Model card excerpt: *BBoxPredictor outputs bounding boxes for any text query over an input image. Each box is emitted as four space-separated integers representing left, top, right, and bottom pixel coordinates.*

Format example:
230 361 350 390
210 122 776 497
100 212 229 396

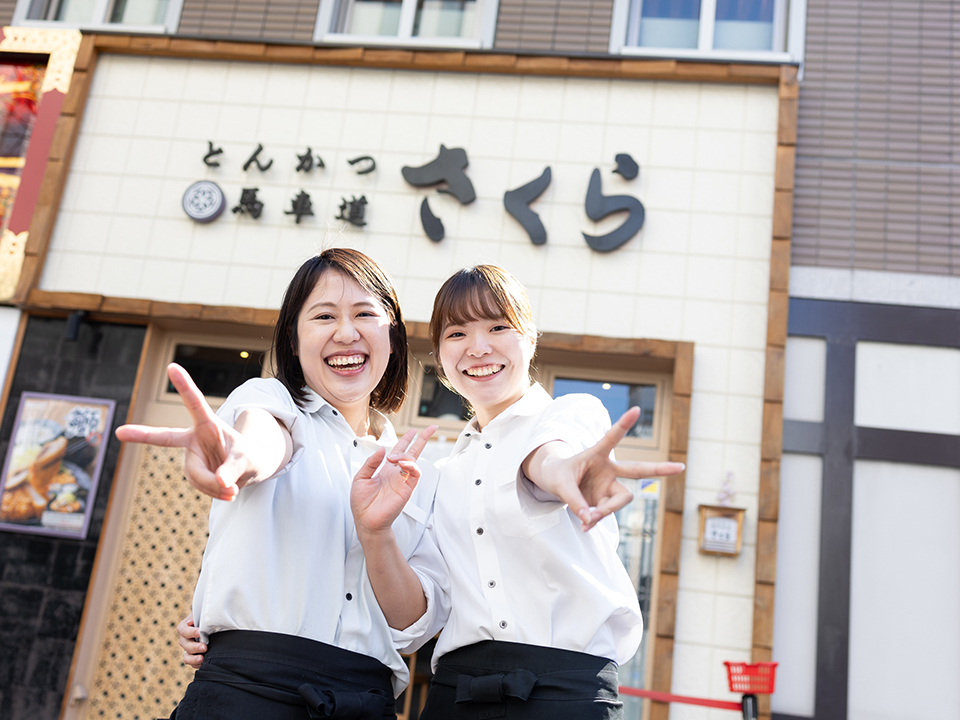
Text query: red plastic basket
723 662 778 694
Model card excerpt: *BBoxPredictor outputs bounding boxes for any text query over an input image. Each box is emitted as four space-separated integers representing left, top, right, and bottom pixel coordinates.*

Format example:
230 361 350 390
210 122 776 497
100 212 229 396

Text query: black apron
168 630 397 720
421 641 623 720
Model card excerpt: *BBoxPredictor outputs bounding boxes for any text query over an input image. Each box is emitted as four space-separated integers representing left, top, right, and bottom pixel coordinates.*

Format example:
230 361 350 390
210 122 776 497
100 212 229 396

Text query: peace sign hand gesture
115 364 287 501
351 426 437 538
526 407 685 531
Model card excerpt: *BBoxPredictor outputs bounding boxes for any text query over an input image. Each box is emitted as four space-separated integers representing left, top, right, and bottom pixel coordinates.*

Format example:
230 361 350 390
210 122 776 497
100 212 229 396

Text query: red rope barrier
619 686 742 712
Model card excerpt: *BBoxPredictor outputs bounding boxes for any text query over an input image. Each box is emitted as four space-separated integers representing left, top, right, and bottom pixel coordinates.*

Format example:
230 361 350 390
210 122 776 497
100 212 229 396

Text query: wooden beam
764 346 785 403
752 582 776 648
755 519 778 584
79 34 786 85
766 289 789 348
758 460 780 522
659 510 683 575
669 393 691 455
761 401 784 461
664 452 686 513
750 63 797 671
777 98 798 145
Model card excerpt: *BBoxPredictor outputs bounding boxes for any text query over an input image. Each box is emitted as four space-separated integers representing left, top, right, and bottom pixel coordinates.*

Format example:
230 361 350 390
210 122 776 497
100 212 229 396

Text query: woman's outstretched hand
351 425 437 537
115 363 278 501
526 407 685 531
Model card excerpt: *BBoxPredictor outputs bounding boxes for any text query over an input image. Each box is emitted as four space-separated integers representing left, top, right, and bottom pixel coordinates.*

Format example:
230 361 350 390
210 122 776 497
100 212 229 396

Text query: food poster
0 392 115 538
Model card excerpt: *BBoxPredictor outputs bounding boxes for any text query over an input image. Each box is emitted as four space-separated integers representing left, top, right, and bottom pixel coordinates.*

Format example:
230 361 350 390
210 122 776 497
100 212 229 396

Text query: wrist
356 524 395 546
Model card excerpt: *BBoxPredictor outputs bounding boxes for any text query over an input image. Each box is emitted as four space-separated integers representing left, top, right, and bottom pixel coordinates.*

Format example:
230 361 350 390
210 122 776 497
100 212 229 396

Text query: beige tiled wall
44 54 779 696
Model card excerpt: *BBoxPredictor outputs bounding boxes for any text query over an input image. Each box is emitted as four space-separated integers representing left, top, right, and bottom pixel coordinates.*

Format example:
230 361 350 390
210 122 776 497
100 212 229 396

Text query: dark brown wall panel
794 0 960 276
0 0 15 26
494 0 614 55
177 0 319 42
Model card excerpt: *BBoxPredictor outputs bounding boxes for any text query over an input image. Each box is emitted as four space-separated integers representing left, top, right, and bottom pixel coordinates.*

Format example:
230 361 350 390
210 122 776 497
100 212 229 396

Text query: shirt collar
300 386 326 414
300 386 396 445
498 383 552 420
449 383 551 454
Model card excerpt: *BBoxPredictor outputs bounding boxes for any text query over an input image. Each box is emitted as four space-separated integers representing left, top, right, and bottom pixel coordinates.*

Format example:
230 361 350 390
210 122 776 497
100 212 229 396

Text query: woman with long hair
117 248 438 720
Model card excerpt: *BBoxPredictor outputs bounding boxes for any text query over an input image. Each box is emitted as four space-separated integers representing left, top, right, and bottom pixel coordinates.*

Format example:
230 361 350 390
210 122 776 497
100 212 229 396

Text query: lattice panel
87 446 210 719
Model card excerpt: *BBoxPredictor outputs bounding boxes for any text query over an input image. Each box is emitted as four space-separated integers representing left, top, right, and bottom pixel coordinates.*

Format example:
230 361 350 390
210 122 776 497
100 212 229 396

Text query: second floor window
613 0 803 60
16 0 180 31
316 0 498 48
345 0 476 39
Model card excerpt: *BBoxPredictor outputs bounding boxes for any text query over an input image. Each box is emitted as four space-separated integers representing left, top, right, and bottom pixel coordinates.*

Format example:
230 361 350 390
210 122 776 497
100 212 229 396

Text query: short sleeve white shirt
192 378 439 696
397 383 643 669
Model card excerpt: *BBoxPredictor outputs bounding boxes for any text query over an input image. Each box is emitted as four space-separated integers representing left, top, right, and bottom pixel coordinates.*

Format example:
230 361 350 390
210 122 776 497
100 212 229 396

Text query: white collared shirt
395 384 643 669
192 378 439 696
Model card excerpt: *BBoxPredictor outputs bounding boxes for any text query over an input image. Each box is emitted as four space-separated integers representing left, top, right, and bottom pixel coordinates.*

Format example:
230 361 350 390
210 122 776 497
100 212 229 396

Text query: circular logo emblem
182 181 226 223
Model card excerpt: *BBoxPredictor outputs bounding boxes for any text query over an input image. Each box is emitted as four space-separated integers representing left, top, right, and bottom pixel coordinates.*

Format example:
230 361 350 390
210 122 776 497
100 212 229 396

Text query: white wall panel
849 460 960 720
855 342 960 435
771 452 822 717
783 336 826 423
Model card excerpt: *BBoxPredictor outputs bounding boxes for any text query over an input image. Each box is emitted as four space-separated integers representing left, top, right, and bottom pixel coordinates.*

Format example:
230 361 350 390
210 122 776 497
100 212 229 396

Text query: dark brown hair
274 248 408 414
428 265 537 384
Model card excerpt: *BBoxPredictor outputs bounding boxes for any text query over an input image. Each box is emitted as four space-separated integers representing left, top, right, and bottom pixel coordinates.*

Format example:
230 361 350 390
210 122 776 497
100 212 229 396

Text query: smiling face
439 316 536 427
295 270 393 429
430 266 538 429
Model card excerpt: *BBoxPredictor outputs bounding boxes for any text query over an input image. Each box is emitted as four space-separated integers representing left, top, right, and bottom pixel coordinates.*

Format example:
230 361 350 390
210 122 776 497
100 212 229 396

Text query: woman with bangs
116 248 440 720
350 265 686 719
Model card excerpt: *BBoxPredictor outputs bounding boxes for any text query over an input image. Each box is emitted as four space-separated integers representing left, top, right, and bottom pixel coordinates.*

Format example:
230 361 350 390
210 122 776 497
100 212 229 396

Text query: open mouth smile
326 354 367 372
463 364 504 378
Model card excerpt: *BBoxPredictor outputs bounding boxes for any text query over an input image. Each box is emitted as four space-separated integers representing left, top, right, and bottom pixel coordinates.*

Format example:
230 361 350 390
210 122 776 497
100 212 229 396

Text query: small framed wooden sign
698 504 745 556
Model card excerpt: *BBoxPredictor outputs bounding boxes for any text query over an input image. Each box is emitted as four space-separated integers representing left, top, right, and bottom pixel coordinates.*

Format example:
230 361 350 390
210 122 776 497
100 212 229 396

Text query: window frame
397 353 673 452
314 0 500 49
608 0 807 65
394 352 474 438
540 364 669 453
11 0 184 34
155 332 273 408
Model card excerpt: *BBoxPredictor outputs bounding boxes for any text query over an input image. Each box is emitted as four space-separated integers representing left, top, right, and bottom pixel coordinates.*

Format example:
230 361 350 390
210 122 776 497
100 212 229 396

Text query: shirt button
499 621 507 629
476 527 484 535
332 409 338 416
485 443 492 449
488 580 496 588
345 593 352 601
465 432 471 437
475 479 482 486
353 439 358 447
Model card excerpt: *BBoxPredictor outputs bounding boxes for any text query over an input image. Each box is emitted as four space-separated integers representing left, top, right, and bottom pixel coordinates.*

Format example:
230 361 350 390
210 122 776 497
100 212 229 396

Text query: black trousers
168 630 397 720
421 641 623 720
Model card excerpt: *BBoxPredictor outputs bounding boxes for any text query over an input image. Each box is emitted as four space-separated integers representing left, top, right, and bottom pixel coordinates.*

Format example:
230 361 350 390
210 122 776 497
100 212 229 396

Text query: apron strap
193 661 391 718
454 670 538 704
299 684 391 719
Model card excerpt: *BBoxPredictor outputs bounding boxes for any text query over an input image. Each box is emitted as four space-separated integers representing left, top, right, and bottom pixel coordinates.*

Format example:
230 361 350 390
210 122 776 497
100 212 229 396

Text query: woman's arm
116 363 293 500
351 428 436 629
522 406 685 530
357 520 428 629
